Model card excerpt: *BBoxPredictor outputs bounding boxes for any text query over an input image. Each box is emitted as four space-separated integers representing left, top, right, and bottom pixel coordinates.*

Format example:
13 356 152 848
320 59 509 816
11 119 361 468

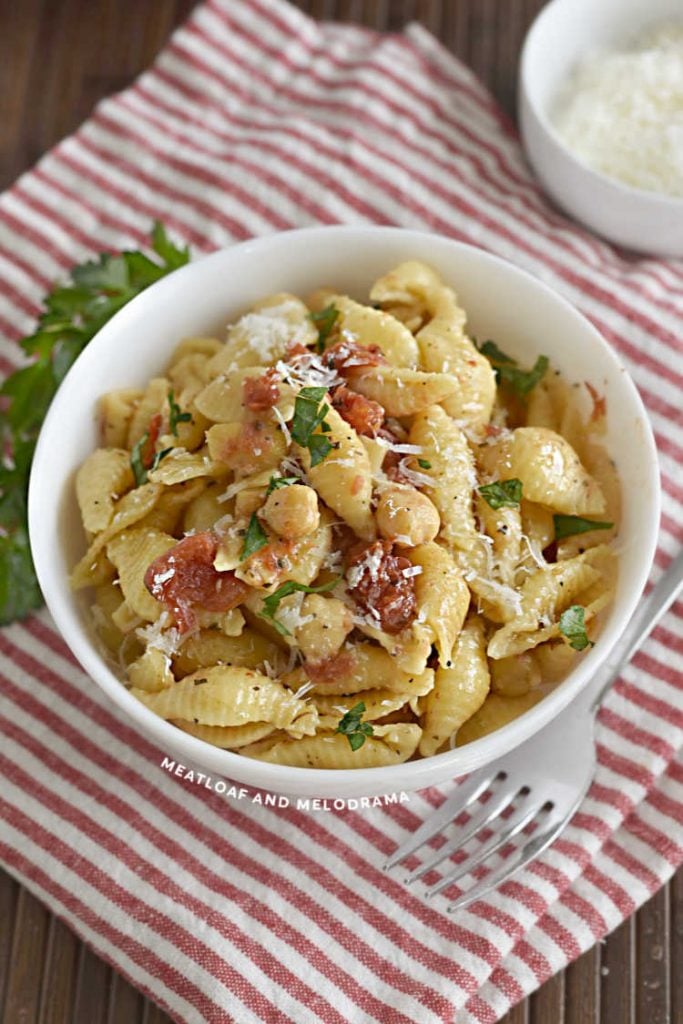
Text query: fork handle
589 547 683 712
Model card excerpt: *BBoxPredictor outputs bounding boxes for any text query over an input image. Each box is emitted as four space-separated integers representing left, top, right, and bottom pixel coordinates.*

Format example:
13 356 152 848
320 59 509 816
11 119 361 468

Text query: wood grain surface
0 1 680 1022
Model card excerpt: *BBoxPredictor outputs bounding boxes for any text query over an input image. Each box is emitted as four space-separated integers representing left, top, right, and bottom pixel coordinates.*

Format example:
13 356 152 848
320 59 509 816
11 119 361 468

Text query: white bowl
519 0 683 256
28 227 660 798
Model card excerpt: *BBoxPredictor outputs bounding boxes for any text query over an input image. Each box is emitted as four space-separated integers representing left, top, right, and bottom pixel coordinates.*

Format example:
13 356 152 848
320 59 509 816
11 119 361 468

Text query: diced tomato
242 368 281 411
346 539 417 634
144 531 249 633
286 341 309 358
325 338 387 376
141 412 163 469
331 384 384 436
376 427 411 484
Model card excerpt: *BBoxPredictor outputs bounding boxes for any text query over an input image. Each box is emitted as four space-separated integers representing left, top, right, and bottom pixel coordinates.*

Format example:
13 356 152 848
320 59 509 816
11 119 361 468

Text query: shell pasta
72 262 619 766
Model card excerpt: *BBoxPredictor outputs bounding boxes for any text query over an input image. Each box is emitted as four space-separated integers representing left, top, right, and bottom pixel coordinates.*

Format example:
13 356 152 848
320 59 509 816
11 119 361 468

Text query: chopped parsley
259 576 340 636
291 385 335 466
558 605 594 651
130 434 172 486
0 222 189 624
309 304 339 353
417 458 432 470
477 340 549 397
168 389 191 436
336 701 374 751
478 478 523 510
241 513 269 560
266 475 300 496
553 514 614 541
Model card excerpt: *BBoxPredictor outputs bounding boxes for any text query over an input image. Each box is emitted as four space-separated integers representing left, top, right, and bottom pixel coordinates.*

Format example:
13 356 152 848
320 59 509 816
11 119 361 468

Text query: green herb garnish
291 385 334 466
558 605 594 651
477 339 515 364
307 433 335 467
478 340 548 397
241 513 269 561
478 478 523 510
168 389 191 436
259 577 340 636
417 458 432 470
130 434 172 486
336 701 374 751
553 514 614 541
309 304 339 354
265 475 299 496
0 222 189 624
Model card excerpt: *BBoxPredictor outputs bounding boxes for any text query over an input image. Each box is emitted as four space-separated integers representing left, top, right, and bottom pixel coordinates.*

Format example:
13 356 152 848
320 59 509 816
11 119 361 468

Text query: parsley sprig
168 389 191 436
559 605 594 651
0 222 189 624
336 701 374 751
477 340 548 397
309 304 339 354
241 513 269 561
553 514 614 541
259 577 340 636
478 478 523 510
291 386 335 467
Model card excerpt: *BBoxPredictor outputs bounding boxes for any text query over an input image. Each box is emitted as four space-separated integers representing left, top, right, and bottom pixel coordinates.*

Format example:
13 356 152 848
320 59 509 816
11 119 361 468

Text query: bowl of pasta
28 227 659 798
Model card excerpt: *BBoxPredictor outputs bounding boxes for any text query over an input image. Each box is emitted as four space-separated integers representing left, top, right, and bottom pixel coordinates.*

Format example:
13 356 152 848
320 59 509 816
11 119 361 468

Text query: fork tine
384 771 498 870
444 806 568 912
405 783 522 884
425 800 541 897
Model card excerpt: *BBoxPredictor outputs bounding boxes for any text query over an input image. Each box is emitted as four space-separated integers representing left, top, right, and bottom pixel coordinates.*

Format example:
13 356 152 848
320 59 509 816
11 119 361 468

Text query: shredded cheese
346 545 384 589
230 301 310 361
136 614 186 657
275 350 342 391
553 22 683 197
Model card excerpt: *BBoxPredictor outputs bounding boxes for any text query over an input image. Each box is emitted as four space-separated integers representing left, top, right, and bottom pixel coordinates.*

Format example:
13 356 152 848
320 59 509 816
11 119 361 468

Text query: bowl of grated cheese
519 0 683 256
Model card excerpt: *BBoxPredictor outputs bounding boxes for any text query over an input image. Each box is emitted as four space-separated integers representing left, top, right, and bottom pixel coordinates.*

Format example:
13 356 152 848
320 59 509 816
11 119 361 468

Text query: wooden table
0 2 680 1022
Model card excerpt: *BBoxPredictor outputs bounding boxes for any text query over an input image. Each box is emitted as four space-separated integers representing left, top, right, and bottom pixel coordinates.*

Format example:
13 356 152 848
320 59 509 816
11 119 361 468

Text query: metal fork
385 549 683 912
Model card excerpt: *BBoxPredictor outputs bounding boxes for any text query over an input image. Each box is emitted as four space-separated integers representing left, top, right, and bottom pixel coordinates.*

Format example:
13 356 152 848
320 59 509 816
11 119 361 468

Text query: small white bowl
28 227 660 798
519 0 683 256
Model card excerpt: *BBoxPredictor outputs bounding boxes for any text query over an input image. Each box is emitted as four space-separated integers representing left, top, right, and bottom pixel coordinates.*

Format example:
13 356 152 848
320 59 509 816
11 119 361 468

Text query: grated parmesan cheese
552 22 683 197
271 403 291 446
136 613 186 657
374 437 424 455
275 350 342 391
276 592 314 634
396 459 433 489
464 570 524 617
230 301 311 362
346 545 384 589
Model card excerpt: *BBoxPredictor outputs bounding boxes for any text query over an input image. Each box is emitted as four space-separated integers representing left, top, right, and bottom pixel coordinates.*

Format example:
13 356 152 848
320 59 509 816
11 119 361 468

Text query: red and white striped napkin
1 1 681 1021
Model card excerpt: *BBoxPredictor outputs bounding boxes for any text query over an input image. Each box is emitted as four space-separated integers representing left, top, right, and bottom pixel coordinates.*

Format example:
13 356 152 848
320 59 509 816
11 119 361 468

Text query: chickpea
262 484 320 540
295 595 353 663
375 485 440 547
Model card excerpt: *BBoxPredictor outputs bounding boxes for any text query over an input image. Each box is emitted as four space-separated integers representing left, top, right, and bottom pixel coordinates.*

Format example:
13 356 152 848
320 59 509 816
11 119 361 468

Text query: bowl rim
28 225 662 796
519 0 683 209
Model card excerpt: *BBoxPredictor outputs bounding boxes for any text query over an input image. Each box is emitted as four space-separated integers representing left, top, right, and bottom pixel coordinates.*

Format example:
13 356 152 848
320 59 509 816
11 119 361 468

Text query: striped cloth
0 1 681 1021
